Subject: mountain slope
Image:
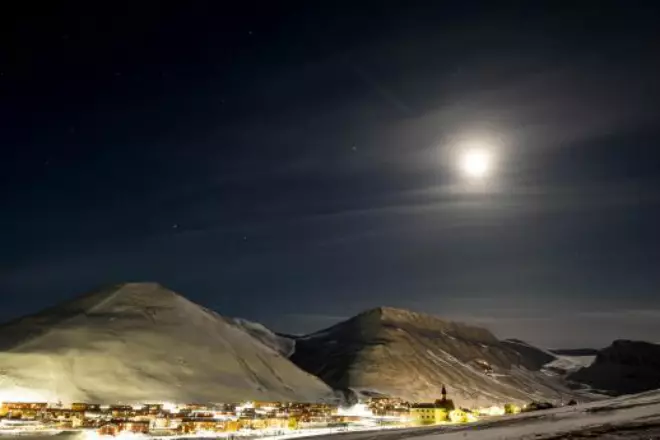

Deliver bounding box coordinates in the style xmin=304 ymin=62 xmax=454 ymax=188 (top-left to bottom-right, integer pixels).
xmin=501 ymin=339 xmax=557 ymax=370
xmin=568 ymin=340 xmax=660 ymax=395
xmin=290 ymin=307 xmax=578 ymax=406
xmin=0 ymin=283 xmax=331 ymax=404
xmin=228 ymin=317 xmax=296 ymax=357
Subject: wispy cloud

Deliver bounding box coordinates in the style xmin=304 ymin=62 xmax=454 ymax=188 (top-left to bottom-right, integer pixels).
xmin=574 ymin=309 xmax=660 ymax=319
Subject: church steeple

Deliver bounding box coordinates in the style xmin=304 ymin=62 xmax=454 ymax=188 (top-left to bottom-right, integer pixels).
xmin=441 ymin=384 xmax=447 ymax=402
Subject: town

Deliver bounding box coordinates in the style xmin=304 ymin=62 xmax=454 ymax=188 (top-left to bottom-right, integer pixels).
xmin=0 ymin=388 xmax=523 ymax=438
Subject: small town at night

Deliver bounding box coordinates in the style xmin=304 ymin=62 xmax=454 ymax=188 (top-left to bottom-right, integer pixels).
xmin=0 ymin=388 xmax=522 ymax=438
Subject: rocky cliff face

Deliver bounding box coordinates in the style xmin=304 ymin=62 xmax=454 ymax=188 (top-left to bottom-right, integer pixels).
xmin=290 ymin=307 xmax=575 ymax=406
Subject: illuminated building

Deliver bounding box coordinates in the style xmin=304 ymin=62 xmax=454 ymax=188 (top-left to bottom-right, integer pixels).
xmin=410 ymin=404 xmax=448 ymax=424
xmin=410 ymin=385 xmax=462 ymax=425
xmin=0 ymin=402 xmax=47 ymax=419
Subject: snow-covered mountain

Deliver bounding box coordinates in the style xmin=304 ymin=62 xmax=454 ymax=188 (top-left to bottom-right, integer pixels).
xmin=568 ymin=340 xmax=660 ymax=395
xmin=289 ymin=307 xmax=581 ymax=407
xmin=0 ymin=282 xmax=332 ymax=404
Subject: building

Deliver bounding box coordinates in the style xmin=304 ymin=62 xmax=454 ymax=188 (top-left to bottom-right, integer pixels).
xmin=180 ymin=417 xmax=224 ymax=433
xmin=410 ymin=404 xmax=448 ymax=425
xmin=410 ymin=385 xmax=457 ymax=425
xmin=0 ymin=402 xmax=48 ymax=419
xmin=448 ymin=409 xmax=476 ymax=423
xmin=98 ymin=420 xmax=150 ymax=435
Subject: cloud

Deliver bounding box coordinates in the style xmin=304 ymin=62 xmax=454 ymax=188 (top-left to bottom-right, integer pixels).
xmin=574 ymin=310 xmax=660 ymax=320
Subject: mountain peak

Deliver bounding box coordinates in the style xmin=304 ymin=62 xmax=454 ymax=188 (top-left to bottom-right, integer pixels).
xmin=358 ymin=305 xmax=435 ymax=320
xmin=351 ymin=306 xmax=497 ymax=343
xmin=358 ymin=306 xmax=404 ymax=319
xmin=113 ymin=281 xmax=169 ymax=290
xmin=96 ymin=282 xmax=179 ymax=298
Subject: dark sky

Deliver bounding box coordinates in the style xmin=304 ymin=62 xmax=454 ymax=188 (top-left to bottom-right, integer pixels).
xmin=2 ymin=1 xmax=660 ymax=348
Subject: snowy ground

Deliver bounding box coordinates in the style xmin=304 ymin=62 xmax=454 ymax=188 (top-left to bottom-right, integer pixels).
xmin=0 ymin=424 xmax=405 ymax=440
xmin=543 ymin=355 xmax=596 ymax=374
xmin=307 ymin=390 xmax=660 ymax=439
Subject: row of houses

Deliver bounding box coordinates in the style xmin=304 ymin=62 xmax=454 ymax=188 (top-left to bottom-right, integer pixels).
xmin=0 ymin=400 xmax=387 ymax=435
xmin=0 ymin=388 xmax=511 ymax=435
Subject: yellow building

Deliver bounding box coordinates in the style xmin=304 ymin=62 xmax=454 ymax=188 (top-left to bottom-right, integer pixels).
xmin=249 ymin=419 xmax=267 ymax=430
xmin=287 ymin=416 xmax=299 ymax=430
xmin=265 ymin=417 xmax=288 ymax=429
xmin=0 ymin=402 xmax=47 ymax=419
xmin=448 ymin=409 xmax=477 ymax=423
xmin=410 ymin=405 xmax=448 ymax=425
xmin=226 ymin=420 xmax=240 ymax=432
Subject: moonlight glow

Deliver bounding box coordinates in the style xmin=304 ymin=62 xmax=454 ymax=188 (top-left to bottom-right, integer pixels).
xmin=459 ymin=148 xmax=493 ymax=180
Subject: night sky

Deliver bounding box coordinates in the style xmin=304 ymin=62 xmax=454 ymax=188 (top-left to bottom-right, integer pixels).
xmin=2 ymin=1 xmax=660 ymax=348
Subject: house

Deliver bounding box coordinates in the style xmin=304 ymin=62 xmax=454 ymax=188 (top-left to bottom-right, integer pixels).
xmin=448 ymin=409 xmax=477 ymax=423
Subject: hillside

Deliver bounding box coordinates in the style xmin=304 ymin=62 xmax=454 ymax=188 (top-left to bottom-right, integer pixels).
xmin=0 ymin=283 xmax=332 ymax=404
xmin=290 ymin=307 xmax=579 ymax=407
xmin=568 ymin=340 xmax=660 ymax=395
xmin=501 ymin=339 xmax=557 ymax=370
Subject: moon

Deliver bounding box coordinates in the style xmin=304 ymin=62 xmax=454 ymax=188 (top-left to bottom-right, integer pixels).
xmin=459 ymin=148 xmax=493 ymax=180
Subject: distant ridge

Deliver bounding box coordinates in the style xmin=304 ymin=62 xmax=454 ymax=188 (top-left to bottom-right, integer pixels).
xmin=569 ymin=340 xmax=660 ymax=395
